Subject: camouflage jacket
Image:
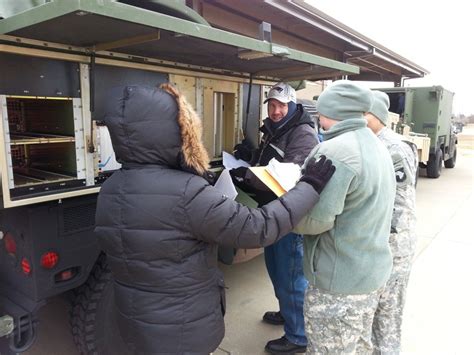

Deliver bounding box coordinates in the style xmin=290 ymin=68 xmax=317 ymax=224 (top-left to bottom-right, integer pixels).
xmin=377 ymin=128 xmax=418 ymax=257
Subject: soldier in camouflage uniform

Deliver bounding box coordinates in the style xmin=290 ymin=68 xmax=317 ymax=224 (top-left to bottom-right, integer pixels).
xmin=366 ymin=90 xmax=419 ymax=354
xmin=295 ymin=81 xmax=396 ymax=354
xmin=304 ymin=285 xmax=383 ymax=353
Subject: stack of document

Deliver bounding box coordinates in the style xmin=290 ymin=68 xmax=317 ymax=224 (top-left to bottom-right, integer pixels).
xmin=266 ymin=158 xmax=301 ymax=192
xmin=249 ymin=158 xmax=301 ymax=197
xmin=215 ymin=153 xmax=301 ymax=201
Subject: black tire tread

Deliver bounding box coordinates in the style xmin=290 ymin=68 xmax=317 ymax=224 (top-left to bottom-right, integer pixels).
xmin=70 ymin=254 xmax=110 ymax=355
xmin=444 ymin=147 xmax=457 ymax=168
xmin=427 ymin=148 xmax=442 ymax=178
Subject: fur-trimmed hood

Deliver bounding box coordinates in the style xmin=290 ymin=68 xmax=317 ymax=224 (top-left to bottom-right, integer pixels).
xmin=104 ymin=84 xmax=209 ymax=175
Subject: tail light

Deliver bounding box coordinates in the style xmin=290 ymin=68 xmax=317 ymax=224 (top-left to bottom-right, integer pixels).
xmin=21 ymin=258 xmax=31 ymax=275
xmin=3 ymin=232 xmax=17 ymax=256
xmin=40 ymin=251 xmax=59 ymax=269
xmin=54 ymin=267 xmax=79 ymax=283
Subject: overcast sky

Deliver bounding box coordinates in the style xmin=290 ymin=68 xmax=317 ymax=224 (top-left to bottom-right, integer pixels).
xmin=306 ymin=0 xmax=472 ymax=115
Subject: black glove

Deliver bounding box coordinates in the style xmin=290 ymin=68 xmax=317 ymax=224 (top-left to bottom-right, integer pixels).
xmin=300 ymin=155 xmax=336 ymax=194
xmin=229 ymin=167 xmax=248 ymax=184
xmin=233 ymin=140 xmax=253 ymax=162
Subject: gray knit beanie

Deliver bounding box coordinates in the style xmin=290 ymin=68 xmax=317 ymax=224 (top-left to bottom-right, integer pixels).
xmin=316 ymin=80 xmax=373 ymax=120
xmin=368 ymin=90 xmax=390 ymax=126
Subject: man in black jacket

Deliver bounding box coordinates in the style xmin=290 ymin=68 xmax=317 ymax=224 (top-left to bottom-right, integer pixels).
xmin=232 ymin=82 xmax=318 ymax=354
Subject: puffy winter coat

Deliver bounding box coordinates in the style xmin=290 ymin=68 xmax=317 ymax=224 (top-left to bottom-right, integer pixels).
xmin=94 ymin=84 xmax=320 ymax=354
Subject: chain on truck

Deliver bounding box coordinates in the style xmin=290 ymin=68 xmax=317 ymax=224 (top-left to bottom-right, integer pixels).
xmin=0 ymin=1 xmax=360 ymax=353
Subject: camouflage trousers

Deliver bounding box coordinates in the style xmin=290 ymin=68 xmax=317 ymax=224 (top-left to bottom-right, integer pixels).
xmin=304 ymin=286 xmax=383 ymax=354
xmin=372 ymin=253 xmax=414 ymax=354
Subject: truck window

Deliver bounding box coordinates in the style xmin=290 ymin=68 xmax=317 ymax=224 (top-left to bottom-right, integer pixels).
xmin=386 ymin=93 xmax=405 ymax=116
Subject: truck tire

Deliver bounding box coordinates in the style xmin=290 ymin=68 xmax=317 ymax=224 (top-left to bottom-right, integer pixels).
xmin=70 ymin=254 xmax=130 ymax=355
xmin=426 ymin=148 xmax=443 ymax=178
xmin=444 ymin=146 xmax=457 ymax=168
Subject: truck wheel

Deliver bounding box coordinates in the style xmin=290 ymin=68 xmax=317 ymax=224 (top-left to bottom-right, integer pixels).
xmin=70 ymin=254 xmax=129 ymax=355
xmin=444 ymin=147 xmax=457 ymax=168
xmin=426 ymin=148 xmax=442 ymax=178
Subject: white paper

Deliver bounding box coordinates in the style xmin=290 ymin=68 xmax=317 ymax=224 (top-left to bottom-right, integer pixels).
xmin=222 ymin=151 xmax=250 ymax=170
xmin=213 ymin=169 xmax=238 ymax=200
xmin=97 ymin=126 xmax=121 ymax=171
xmin=266 ymin=158 xmax=301 ymax=192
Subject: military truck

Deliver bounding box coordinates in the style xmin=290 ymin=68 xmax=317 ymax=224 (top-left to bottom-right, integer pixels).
xmin=0 ymin=1 xmax=359 ymax=353
xmin=379 ymin=86 xmax=457 ymax=178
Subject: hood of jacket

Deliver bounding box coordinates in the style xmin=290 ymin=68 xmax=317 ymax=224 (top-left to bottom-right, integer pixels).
xmin=104 ymin=83 xmax=209 ymax=175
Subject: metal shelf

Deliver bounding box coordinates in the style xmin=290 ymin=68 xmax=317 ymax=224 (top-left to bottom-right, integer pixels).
xmin=13 ymin=167 xmax=75 ymax=187
xmin=10 ymin=132 xmax=75 ymax=145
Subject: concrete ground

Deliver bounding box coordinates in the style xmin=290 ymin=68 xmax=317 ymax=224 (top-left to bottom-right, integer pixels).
xmin=21 ymin=125 xmax=474 ymax=355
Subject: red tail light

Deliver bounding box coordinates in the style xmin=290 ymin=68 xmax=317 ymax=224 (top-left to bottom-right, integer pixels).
xmin=54 ymin=267 xmax=79 ymax=283
xmin=40 ymin=251 xmax=59 ymax=269
xmin=21 ymin=258 xmax=31 ymax=275
xmin=4 ymin=233 xmax=17 ymax=256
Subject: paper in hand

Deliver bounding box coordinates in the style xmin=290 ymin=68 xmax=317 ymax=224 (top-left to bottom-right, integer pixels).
xmin=213 ymin=168 xmax=238 ymax=200
xmin=266 ymin=158 xmax=301 ymax=192
xmin=223 ymin=151 xmax=250 ymax=170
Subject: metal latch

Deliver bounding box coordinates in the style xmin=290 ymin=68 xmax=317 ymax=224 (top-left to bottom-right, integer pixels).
xmin=0 ymin=315 xmax=14 ymax=337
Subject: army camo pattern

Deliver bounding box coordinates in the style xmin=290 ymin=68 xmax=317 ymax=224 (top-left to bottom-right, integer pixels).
xmin=377 ymin=127 xmax=418 ymax=258
xmin=372 ymin=254 xmax=412 ymax=354
xmin=372 ymin=127 xmax=418 ymax=354
xmin=304 ymin=285 xmax=382 ymax=354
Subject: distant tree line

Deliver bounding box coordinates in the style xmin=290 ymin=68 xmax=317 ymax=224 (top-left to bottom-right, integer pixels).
xmin=453 ymin=114 xmax=474 ymax=124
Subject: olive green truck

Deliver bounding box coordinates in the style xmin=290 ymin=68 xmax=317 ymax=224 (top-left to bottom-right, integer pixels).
xmin=0 ymin=1 xmax=359 ymax=353
xmin=380 ymin=86 xmax=457 ymax=178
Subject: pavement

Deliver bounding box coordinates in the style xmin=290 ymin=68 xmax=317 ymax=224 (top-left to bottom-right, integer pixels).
xmin=21 ymin=125 xmax=474 ymax=355
xmin=401 ymin=126 xmax=474 ymax=355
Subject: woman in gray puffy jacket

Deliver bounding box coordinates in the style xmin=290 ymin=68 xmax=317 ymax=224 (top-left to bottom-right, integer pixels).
xmin=94 ymin=84 xmax=334 ymax=354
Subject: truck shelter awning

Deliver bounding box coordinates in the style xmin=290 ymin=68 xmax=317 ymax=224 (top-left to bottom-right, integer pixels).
xmin=0 ymin=0 xmax=358 ymax=81
xmin=197 ymin=0 xmax=428 ymax=83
